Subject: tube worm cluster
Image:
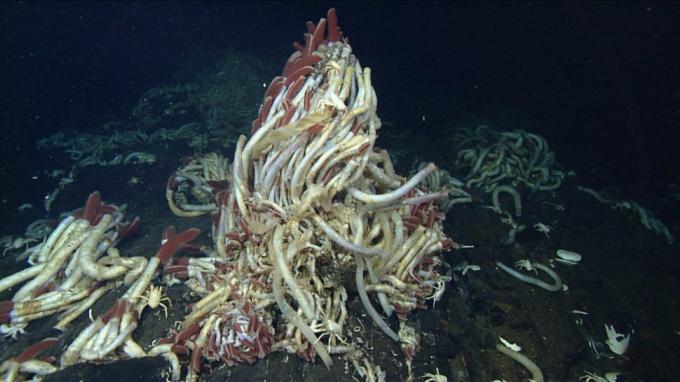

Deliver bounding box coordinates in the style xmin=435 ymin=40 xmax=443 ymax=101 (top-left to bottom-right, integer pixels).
xmin=169 ymin=8 xmax=459 ymax=378
xmin=0 ymin=192 xmax=141 ymax=336
xmin=452 ymin=125 xmax=565 ymax=215
xmin=166 ymin=153 xmax=233 ymax=217
xmin=0 ymin=8 xmax=459 ymax=382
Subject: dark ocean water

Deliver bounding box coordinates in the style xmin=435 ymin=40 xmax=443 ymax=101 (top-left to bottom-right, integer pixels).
xmin=1 ymin=2 xmax=679 ymax=381
xmin=2 ymin=2 xmax=679 ymax=197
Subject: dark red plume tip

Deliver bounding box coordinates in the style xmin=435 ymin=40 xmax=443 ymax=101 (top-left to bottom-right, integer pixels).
xmin=117 ymin=216 xmax=141 ymax=241
xmin=285 ymin=76 xmax=306 ymax=102
xmin=0 ymin=300 xmax=14 ymax=313
xmin=82 ymin=191 xmax=102 ymax=223
xmin=207 ymin=180 xmax=230 ymax=193
xmin=305 ymin=21 xmax=316 ymax=35
xmin=177 ymin=322 xmax=201 ymax=343
xmin=255 ymin=8 xmax=344 ymax=133
xmin=292 ymin=41 xmax=305 ymax=52
xmin=0 ymin=300 xmax=13 ymax=324
xmin=214 ymin=189 xmax=230 ymax=206
xmin=179 ymin=156 xmax=195 ymax=166
xmin=282 ymin=54 xmax=322 ymax=78
xmin=250 ymin=117 xmax=262 ymax=134
xmin=174 ymin=256 xmax=191 ymax=266
xmin=155 ymin=227 xmax=202 ymax=264
xmin=281 ymin=107 xmax=296 ymax=128
xmin=172 ymin=344 xmax=191 ymax=355
xmin=163 ymin=264 xmax=187 ymax=275
xmin=114 ymin=299 xmax=128 ymax=319
xmin=283 ymin=66 xmax=314 ymax=87
xmin=72 ymin=191 xmax=121 ymax=225
xmin=308 ymin=123 xmax=325 ymax=135
xmin=162 ymin=226 xmax=178 ymax=242
xmin=191 ymin=343 xmax=202 ymax=372
xmin=283 ymin=8 xmax=344 ymax=75
xmin=303 ymin=88 xmax=313 ymax=110
xmin=31 ymin=281 xmax=56 ymax=298
xmin=307 ymin=18 xmax=327 ymax=55
xmin=326 ymin=8 xmax=342 ymax=42
xmin=259 ymin=96 xmax=274 ymax=124
xmin=167 ymin=174 xmax=179 ymax=189
xmin=263 ymin=76 xmax=284 ymax=100
xmin=16 ymin=337 xmax=59 ymax=363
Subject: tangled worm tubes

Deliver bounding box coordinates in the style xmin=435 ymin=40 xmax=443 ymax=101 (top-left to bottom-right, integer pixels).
xmin=166 ymin=7 xmax=459 ymax=378
xmin=0 ymin=192 xmax=142 ymax=336
xmin=0 ymin=9 xmax=459 ymax=382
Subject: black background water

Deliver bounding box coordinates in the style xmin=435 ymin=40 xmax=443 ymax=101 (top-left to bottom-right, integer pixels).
xmin=2 ymin=1 xmax=679 ymax=207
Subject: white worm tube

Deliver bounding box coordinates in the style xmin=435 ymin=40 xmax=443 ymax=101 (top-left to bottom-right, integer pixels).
xmin=18 ymin=359 xmax=58 ymax=375
xmin=36 ymin=215 xmax=75 ymax=263
xmin=242 ymin=110 xmax=285 ymax=176
xmin=496 ymin=343 xmax=544 ymax=382
xmin=272 ymin=226 xmax=314 ymax=320
xmin=354 ymin=253 xmax=399 ymax=341
xmin=272 ymin=268 xmax=332 ymax=368
xmin=492 ymin=185 xmax=522 ymax=216
xmin=401 ymin=191 xmax=449 ymax=206
xmin=348 ymin=163 xmax=436 ymax=205
xmin=123 ymin=257 xmax=160 ymax=302
xmin=314 ymin=216 xmax=384 ymax=257
xmin=13 ymin=220 xmax=89 ymax=302
xmin=77 ymin=215 xmax=128 ymax=281
xmin=161 ymin=351 xmax=181 ymax=381
xmin=61 ymin=318 xmax=104 ymax=366
xmin=0 ymin=264 xmax=45 ymax=293
xmin=232 ymin=135 xmax=249 ymax=219
xmin=90 ymin=320 xmax=138 ymax=360
xmin=496 ymin=261 xmax=562 ymax=292
xmin=54 ymin=284 xmax=114 ymax=332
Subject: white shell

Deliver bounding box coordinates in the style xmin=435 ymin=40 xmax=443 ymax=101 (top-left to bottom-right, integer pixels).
xmin=499 ymin=336 xmax=522 ymax=352
xmin=604 ymin=324 xmax=630 ymax=355
xmin=556 ymin=249 xmax=582 ymax=262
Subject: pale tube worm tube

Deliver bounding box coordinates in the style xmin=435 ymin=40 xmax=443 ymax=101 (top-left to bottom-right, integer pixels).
xmin=496 ymin=343 xmax=544 ymax=382
xmin=496 ymin=261 xmax=562 ymax=292
xmin=348 ymin=163 xmax=436 ymax=205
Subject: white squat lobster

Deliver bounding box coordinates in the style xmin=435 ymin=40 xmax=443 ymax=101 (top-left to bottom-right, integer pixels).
xmin=514 ymin=259 xmax=538 ymax=273
xmin=422 ymin=368 xmax=448 ymax=382
xmin=533 ymin=222 xmax=553 ymax=237
xmin=136 ymin=284 xmax=172 ymax=318
xmin=580 ymin=371 xmax=620 ymax=382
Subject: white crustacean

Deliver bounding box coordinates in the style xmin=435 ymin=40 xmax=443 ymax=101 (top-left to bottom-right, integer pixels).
xmin=534 ymin=222 xmax=553 ymax=237
xmin=0 ymin=236 xmax=38 ymax=256
xmin=604 ymin=324 xmax=630 ymax=355
xmin=311 ymin=289 xmax=349 ymax=352
xmin=580 ymin=371 xmax=620 ymax=382
xmin=311 ymin=317 xmax=347 ymax=351
xmin=0 ymin=323 xmax=28 ymax=339
xmin=136 ymin=284 xmax=172 ymax=318
xmin=514 ymin=259 xmax=538 ymax=273
xmin=127 ymin=176 xmax=144 ymax=186
xmin=422 ymin=367 xmax=448 ymax=382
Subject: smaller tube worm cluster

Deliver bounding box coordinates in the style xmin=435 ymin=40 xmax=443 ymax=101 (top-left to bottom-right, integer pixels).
xmin=166 ymin=152 xmax=233 ymax=217
xmin=1 ymin=192 xmax=141 ymax=337
xmin=452 ymin=124 xmax=565 ymax=215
